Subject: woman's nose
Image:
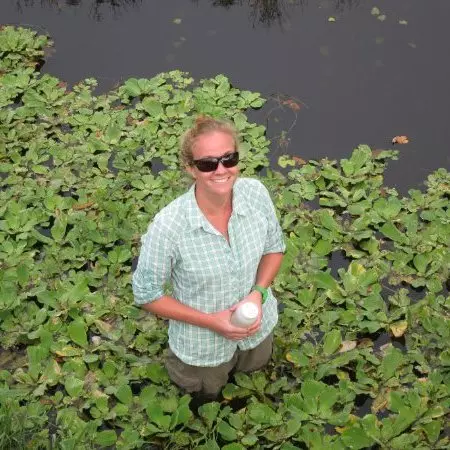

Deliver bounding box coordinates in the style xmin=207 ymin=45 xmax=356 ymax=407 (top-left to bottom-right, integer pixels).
xmin=214 ymin=161 xmax=228 ymax=174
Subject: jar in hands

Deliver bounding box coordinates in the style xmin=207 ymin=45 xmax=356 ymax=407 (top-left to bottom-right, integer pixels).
xmin=230 ymin=302 xmax=258 ymax=328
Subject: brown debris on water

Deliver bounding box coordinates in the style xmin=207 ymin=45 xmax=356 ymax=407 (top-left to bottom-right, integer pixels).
xmin=392 ymin=135 xmax=409 ymax=144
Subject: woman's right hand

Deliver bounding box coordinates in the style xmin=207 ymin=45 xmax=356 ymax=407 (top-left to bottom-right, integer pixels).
xmin=207 ymin=309 xmax=252 ymax=340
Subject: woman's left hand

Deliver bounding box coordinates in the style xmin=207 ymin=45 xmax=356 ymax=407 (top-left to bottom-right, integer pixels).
xmin=230 ymin=290 xmax=263 ymax=336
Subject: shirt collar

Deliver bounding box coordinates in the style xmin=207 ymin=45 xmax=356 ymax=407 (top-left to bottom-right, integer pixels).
xmin=185 ymin=178 xmax=250 ymax=231
xmin=232 ymin=178 xmax=251 ymax=216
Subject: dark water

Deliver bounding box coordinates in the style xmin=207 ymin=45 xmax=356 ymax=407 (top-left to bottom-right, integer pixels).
xmin=2 ymin=0 xmax=450 ymax=193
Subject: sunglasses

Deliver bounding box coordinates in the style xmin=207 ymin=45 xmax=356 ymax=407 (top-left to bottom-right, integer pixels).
xmin=192 ymin=151 xmax=239 ymax=172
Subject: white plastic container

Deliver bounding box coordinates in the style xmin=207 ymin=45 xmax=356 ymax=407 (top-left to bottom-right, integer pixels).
xmin=230 ymin=302 xmax=258 ymax=328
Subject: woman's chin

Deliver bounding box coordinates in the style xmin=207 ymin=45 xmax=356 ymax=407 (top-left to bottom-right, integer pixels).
xmin=209 ymin=179 xmax=235 ymax=193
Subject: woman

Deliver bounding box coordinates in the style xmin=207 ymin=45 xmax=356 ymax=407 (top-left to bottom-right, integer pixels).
xmin=132 ymin=116 xmax=285 ymax=398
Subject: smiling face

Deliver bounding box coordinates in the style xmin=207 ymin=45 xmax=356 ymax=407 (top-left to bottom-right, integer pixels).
xmin=187 ymin=130 xmax=239 ymax=200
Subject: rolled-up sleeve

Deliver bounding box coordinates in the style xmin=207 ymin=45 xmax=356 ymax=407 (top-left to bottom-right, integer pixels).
xmin=259 ymin=182 xmax=286 ymax=255
xmin=132 ymin=214 xmax=176 ymax=305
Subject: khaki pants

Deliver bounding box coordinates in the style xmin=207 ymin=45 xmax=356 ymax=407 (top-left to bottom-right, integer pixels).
xmin=165 ymin=333 xmax=273 ymax=396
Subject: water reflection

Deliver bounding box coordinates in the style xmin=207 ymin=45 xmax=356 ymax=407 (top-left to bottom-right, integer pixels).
xmin=211 ymin=0 xmax=288 ymax=26
xmin=15 ymin=0 xmax=142 ymax=20
xmin=14 ymin=0 xmax=359 ymax=25
xmin=209 ymin=0 xmax=360 ymax=26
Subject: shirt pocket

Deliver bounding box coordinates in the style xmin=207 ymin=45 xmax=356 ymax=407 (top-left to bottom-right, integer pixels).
xmin=234 ymin=214 xmax=267 ymax=270
xmin=176 ymin=232 xmax=233 ymax=287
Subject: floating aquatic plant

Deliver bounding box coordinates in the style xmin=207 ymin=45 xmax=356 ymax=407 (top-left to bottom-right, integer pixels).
xmin=0 ymin=26 xmax=449 ymax=449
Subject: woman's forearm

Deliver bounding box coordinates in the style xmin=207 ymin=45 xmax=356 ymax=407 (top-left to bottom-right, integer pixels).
xmin=255 ymin=252 xmax=284 ymax=288
xmin=142 ymin=253 xmax=284 ymax=324
xmin=141 ymin=295 xmax=252 ymax=340
xmin=142 ymin=295 xmax=211 ymax=328
xmin=142 ymin=295 xmax=212 ymax=327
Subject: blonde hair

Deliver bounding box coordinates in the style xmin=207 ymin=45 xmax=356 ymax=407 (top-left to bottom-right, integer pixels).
xmin=180 ymin=116 xmax=239 ymax=167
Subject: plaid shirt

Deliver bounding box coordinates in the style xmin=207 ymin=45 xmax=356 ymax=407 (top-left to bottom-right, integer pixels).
xmin=132 ymin=177 xmax=285 ymax=366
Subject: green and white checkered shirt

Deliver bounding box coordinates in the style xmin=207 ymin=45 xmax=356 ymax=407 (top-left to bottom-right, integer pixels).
xmin=132 ymin=177 xmax=285 ymax=366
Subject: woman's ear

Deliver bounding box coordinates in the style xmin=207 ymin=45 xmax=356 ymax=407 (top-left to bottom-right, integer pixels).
xmin=185 ymin=165 xmax=196 ymax=179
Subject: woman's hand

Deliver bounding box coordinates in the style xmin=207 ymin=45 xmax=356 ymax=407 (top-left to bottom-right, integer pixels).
xmin=230 ymin=290 xmax=263 ymax=336
xmin=208 ymin=291 xmax=263 ymax=340
xmin=207 ymin=309 xmax=250 ymax=340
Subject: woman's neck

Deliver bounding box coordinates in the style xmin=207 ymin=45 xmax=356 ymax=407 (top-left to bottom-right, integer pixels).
xmin=195 ymin=187 xmax=232 ymax=216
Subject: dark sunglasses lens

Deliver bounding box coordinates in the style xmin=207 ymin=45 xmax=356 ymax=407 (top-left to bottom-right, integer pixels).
xmin=222 ymin=152 xmax=239 ymax=168
xmin=194 ymin=159 xmax=218 ymax=172
xmin=193 ymin=152 xmax=239 ymax=172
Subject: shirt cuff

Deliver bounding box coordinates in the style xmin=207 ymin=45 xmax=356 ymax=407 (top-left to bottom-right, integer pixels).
xmin=263 ymin=242 xmax=286 ymax=255
xmin=133 ymin=288 xmax=165 ymax=306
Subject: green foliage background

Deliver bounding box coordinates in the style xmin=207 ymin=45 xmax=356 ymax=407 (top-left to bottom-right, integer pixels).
xmin=0 ymin=26 xmax=449 ymax=449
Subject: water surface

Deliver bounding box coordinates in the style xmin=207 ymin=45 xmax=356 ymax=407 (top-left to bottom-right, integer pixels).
xmin=2 ymin=0 xmax=450 ymax=192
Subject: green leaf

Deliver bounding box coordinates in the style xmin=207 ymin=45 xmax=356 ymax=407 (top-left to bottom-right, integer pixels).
xmin=323 ymin=329 xmax=342 ymax=355
xmin=170 ymin=404 xmax=192 ymax=428
xmin=52 ymin=344 xmax=84 ymax=358
xmin=251 ymin=371 xmax=268 ymax=393
xmin=139 ymin=385 xmax=158 ymax=406
xmin=379 ymin=221 xmax=408 ymax=244
xmin=360 ymin=414 xmax=382 ymax=441
xmin=316 ymin=210 xmax=341 ymax=231
xmin=280 ymin=443 xmax=303 ymax=450
xmin=94 ymin=430 xmax=117 ymax=446
xmin=16 ymin=264 xmax=30 ymax=286
xmin=64 ymin=375 xmax=84 ymax=397
xmin=51 ymin=216 xmax=67 ymax=242
xmin=380 ymin=347 xmax=405 ymax=380
xmin=123 ymin=78 xmax=142 ymax=96
xmin=105 ymin=124 xmax=121 ymax=144
xmin=389 ymin=432 xmax=419 ymax=449
xmin=247 ymin=402 xmax=279 ymax=425
xmin=197 ymin=440 xmax=221 ymax=450
xmin=413 ymin=253 xmax=431 ymax=273
xmin=115 ymin=384 xmax=133 ymax=405
xmin=216 ymin=77 xmax=230 ymax=97
xmin=83 ymin=354 xmax=98 ymax=363
xmin=146 ymin=399 xmax=170 ymax=429
xmin=312 ymin=271 xmax=339 ymax=290
xmin=422 ymin=420 xmax=442 ymax=443
xmin=222 ymin=444 xmax=245 ymax=450
xmin=233 ymin=112 xmax=247 ymax=130
xmin=27 ymin=343 xmax=49 ymax=365
xmin=108 ymin=245 xmax=132 ymax=264
xmin=341 ymin=425 xmax=374 ymax=449
xmin=374 ymin=197 xmax=402 ymax=219
xmin=278 ymin=236 xmax=300 ymax=276
xmin=286 ymin=349 xmax=309 ymax=367
xmin=341 ymin=160 xmax=355 ymax=177
xmin=118 ymin=428 xmax=141 ymax=446
xmin=382 ymin=407 xmax=417 ymax=440
xmin=439 ymin=349 xmax=450 ymax=366
xmin=67 ymin=319 xmax=88 ymax=347
xmin=318 ymin=386 xmax=338 ymax=413
xmin=146 ymin=362 xmax=168 ymax=383
xmin=297 ymin=287 xmax=316 ymax=307
xmin=241 ymin=434 xmax=259 ymax=446
xmin=217 ymin=421 xmax=238 ymax=441
xmin=278 ymin=155 xmax=296 ymax=168
xmin=341 ymin=146 xmax=371 ymax=176
xmin=313 ymin=239 xmax=333 ymax=256
xmin=142 ymin=98 xmax=163 ymax=116
xmin=234 ymin=372 xmax=254 ymax=390
xmin=222 ymin=383 xmax=251 ymax=400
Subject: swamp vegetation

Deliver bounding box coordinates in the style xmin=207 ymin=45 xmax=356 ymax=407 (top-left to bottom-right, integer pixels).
xmin=0 ymin=26 xmax=449 ymax=449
